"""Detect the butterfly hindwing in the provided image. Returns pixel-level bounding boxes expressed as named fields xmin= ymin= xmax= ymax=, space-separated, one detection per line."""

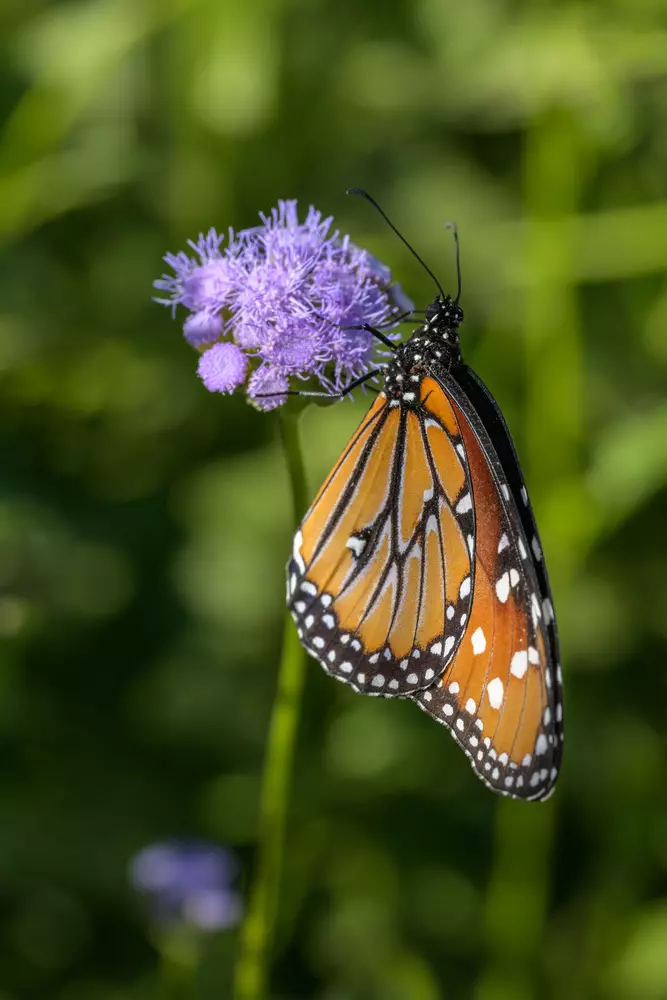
xmin=412 ymin=369 xmax=563 ymax=800
xmin=288 ymin=379 xmax=477 ymax=695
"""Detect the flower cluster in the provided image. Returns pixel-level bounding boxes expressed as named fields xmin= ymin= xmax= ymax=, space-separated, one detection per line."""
xmin=154 ymin=200 xmax=411 ymax=409
xmin=130 ymin=840 xmax=241 ymax=931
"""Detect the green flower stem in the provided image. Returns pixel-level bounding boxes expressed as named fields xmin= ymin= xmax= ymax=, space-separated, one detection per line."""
xmin=233 ymin=409 xmax=309 ymax=1000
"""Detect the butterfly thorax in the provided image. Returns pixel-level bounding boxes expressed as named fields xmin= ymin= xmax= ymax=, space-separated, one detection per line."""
xmin=383 ymin=294 xmax=463 ymax=404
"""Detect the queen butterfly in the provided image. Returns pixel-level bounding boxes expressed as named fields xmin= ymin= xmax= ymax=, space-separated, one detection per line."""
xmin=285 ymin=191 xmax=563 ymax=800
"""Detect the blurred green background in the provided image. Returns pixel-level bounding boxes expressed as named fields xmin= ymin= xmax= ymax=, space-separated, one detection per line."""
xmin=2 ymin=0 xmax=667 ymax=997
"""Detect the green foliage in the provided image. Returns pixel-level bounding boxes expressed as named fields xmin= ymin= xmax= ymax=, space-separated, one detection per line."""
xmin=1 ymin=0 xmax=666 ymax=995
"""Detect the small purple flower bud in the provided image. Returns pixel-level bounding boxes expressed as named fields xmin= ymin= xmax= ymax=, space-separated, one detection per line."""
xmin=248 ymin=366 xmax=289 ymax=411
xmin=198 ymin=342 xmax=248 ymax=394
xmin=183 ymin=310 xmax=223 ymax=347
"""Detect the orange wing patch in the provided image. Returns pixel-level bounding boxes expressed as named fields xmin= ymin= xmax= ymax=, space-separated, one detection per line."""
xmin=301 ymin=394 xmax=391 ymax=566
xmin=288 ymin=378 xmax=477 ymax=697
xmin=412 ymin=384 xmax=560 ymax=800
xmin=398 ymin=413 xmax=432 ymax=549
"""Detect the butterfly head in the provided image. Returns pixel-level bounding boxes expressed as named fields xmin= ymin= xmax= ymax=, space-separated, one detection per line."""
xmin=425 ymin=294 xmax=464 ymax=331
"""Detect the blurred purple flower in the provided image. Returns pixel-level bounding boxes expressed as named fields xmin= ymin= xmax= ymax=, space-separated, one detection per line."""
xmin=130 ymin=840 xmax=241 ymax=932
xmin=154 ymin=200 xmax=412 ymax=407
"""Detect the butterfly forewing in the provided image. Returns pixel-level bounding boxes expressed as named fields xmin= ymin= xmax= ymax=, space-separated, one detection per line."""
xmin=412 ymin=371 xmax=563 ymax=800
xmin=288 ymin=379 xmax=477 ymax=695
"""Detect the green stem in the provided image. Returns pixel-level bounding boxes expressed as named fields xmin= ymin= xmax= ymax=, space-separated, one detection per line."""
xmin=232 ymin=409 xmax=309 ymax=1000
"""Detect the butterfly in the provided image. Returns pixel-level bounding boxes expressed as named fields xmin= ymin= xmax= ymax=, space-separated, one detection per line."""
xmin=285 ymin=190 xmax=563 ymax=801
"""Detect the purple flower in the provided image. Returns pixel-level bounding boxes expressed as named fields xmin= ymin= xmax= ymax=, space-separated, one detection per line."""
xmin=197 ymin=342 xmax=248 ymax=393
xmin=130 ymin=840 xmax=241 ymax=932
xmin=183 ymin=310 xmax=223 ymax=348
xmin=248 ymin=366 xmax=289 ymax=412
xmin=154 ymin=200 xmax=413 ymax=407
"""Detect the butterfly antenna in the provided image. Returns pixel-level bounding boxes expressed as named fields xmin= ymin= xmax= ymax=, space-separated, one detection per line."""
xmin=347 ymin=188 xmax=447 ymax=303
xmin=445 ymin=221 xmax=462 ymax=303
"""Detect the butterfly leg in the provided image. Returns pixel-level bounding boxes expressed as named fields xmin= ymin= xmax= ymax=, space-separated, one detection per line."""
xmin=255 ymin=367 xmax=385 ymax=402
xmin=340 ymin=324 xmax=398 ymax=351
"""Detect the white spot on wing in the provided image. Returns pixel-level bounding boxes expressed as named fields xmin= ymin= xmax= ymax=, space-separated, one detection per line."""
xmin=346 ymin=535 xmax=366 ymax=558
xmin=292 ymin=530 xmax=306 ymax=572
xmin=531 ymin=593 xmax=541 ymax=626
xmin=456 ymin=493 xmax=472 ymax=515
xmin=495 ymin=572 xmax=510 ymax=603
xmin=487 ymin=677 xmax=504 ymax=710
xmin=471 ymin=627 xmax=486 ymax=655
xmin=510 ymin=651 xmax=528 ymax=678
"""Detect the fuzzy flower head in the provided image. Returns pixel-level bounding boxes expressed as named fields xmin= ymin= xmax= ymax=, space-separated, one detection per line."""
xmin=154 ymin=201 xmax=412 ymax=409
xmin=129 ymin=840 xmax=241 ymax=932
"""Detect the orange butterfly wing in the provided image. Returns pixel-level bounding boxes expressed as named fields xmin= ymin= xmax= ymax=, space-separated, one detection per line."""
xmin=411 ymin=373 xmax=563 ymax=800
xmin=288 ymin=379 xmax=476 ymax=695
